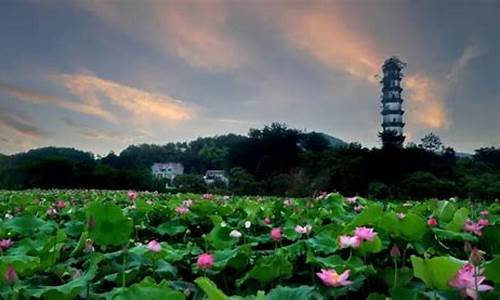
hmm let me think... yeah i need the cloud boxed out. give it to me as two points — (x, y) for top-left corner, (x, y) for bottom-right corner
(0, 82), (114, 121)
(54, 73), (195, 123)
(446, 45), (484, 83)
(0, 107), (46, 138)
(79, 1), (244, 70)
(61, 117), (127, 142)
(404, 74), (448, 129)
(284, 8), (380, 82)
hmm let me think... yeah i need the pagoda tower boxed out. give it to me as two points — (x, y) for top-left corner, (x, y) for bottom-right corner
(379, 56), (406, 148)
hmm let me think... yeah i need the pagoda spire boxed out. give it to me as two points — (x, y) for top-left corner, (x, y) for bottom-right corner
(379, 56), (406, 148)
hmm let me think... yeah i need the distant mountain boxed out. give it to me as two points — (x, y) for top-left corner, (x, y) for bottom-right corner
(320, 133), (347, 147)
(456, 152), (473, 158)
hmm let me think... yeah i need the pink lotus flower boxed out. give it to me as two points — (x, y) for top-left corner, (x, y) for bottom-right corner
(449, 263), (493, 299)
(339, 235), (361, 249)
(175, 206), (190, 214)
(263, 217), (271, 224)
(345, 196), (357, 205)
(0, 239), (14, 250)
(127, 191), (138, 200)
(197, 253), (214, 269)
(316, 269), (352, 287)
(202, 193), (213, 200)
(354, 205), (364, 213)
(271, 227), (282, 241)
(147, 240), (161, 253)
(397, 212), (406, 220)
(56, 200), (66, 209)
(479, 210), (488, 216)
(4, 265), (17, 283)
(427, 217), (438, 227)
(463, 220), (484, 236)
(354, 226), (377, 241)
(478, 219), (489, 227)
(295, 225), (312, 235)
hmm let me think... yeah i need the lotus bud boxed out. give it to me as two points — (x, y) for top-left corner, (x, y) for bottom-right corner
(390, 245), (401, 259)
(4, 265), (17, 284)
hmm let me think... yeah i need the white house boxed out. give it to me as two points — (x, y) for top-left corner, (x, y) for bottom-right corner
(151, 162), (184, 180)
(203, 170), (229, 185)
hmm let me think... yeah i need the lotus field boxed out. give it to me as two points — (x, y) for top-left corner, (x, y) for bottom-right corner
(0, 190), (499, 299)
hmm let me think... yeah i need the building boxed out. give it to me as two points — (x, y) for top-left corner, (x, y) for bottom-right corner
(379, 56), (406, 148)
(203, 170), (229, 185)
(151, 162), (184, 180)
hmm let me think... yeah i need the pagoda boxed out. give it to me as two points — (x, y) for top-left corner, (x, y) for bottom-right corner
(379, 56), (406, 148)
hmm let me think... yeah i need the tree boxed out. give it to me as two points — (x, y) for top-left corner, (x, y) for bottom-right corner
(419, 133), (443, 152)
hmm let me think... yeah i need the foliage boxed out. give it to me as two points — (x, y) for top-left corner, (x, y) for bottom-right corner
(0, 190), (497, 299)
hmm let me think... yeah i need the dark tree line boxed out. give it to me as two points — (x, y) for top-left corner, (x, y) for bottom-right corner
(0, 123), (499, 200)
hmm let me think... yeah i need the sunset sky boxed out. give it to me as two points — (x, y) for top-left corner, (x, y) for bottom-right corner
(0, 0), (499, 155)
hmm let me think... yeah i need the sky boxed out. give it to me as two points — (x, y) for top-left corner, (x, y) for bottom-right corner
(0, 0), (499, 155)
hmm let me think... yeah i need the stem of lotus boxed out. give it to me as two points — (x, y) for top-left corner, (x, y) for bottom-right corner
(393, 259), (398, 288)
(122, 247), (127, 287)
(474, 265), (480, 300)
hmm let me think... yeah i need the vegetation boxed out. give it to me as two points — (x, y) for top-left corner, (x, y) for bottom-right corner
(0, 190), (498, 299)
(0, 123), (499, 200)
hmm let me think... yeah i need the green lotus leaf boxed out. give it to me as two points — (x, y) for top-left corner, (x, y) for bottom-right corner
(86, 202), (133, 246)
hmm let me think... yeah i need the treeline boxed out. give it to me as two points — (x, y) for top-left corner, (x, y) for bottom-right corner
(0, 123), (499, 200)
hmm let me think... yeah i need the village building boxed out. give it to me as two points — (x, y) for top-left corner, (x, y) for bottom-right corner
(203, 170), (229, 185)
(151, 162), (184, 180)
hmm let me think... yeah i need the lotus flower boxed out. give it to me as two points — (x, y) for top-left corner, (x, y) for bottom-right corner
(479, 210), (489, 216)
(271, 227), (282, 241)
(175, 206), (190, 214)
(397, 212), (406, 220)
(0, 239), (13, 250)
(127, 191), (138, 200)
(244, 221), (251, 229)
(427, 217), (438, 227)
(478, 219), (489, 227)
(197, 253), (214, 269)
(4, 265), (17, 284)
(230, 230), (242, 238)
(449, 263), (493, 299)
(339, 235), (361, 249)
(316, 191), (328, 200)
(147, 240), (161, 252)
(84, 239), (94, 253)
(182, 199), (193, 207)
(263, 217), (271, 224)
(354, 226), (377, 241)
(345, 196), (357, 204)
(56, 200), (66, 209)
(316, 269), (352, 287)
(295, 224), (312, 235)
(354, 205), (364, 213)
(463, 220), (484, 236)
(47, 207), (57, 216)
(283, 198), (294, 207)
(202, 193), (213, 200)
